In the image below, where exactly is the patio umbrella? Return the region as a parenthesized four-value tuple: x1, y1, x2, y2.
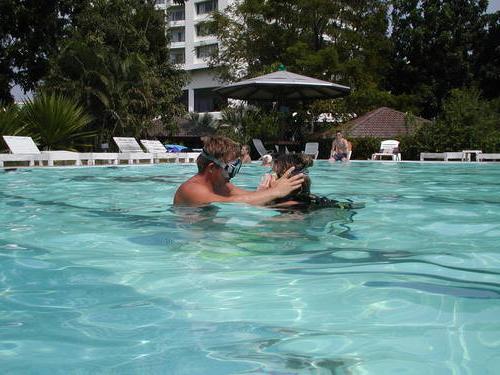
(214, 70, 350, 101)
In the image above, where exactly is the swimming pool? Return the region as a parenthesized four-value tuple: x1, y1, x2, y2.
(1, 162, 499, 374)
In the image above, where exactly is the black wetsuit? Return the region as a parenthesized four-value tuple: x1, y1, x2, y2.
(274, 194, 364, 211)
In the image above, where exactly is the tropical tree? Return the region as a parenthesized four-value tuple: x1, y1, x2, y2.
(210, 0, 391, 89)
(0, 0, 85, 102)
(218, 105, 281, 144)
(414, 88, 500, 152)
(22, 93, 94, 150)
(388, 0, 490, 118)
(0, 103, 25, 136)
(207, 0, 413, 122)
(44, 0, 186, 145)
(473, 11, 500, 100)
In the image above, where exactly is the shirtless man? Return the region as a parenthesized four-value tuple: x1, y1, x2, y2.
(174, 136, 304, 206)
(240, 144, 252, 164)
(330, 131, 350, 162)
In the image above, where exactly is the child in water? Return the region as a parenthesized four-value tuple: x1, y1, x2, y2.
(258, 153, 362, 210)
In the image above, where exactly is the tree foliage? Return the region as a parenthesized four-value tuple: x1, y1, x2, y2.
(210, 0, 391, 89)
(22, 93, 94, 150)
(389, 0, 490, 118)
(208, 0, 415, 119)
(0, 103, 25, 136)
(413, 88, 500, 152)
(0, 0, 85, 102)
(44, 0, 186, 144)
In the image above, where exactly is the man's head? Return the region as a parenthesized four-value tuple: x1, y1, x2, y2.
(272, 153, 313, 195)
(197, 136, 242, 181)
(241, 145, 250, 155)
(336, 131, 343, 139)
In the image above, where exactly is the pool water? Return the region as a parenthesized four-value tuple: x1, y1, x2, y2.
(1, 162, 499, 374)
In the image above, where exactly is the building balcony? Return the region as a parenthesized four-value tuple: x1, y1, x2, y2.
(169, 41, 186, 49)
(169, 20, 186, 28)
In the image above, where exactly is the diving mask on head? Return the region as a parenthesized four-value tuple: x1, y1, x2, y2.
(201, 150, 242, 180)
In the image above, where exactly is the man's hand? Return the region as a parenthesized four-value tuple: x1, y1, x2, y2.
(272, 167, 304, 197)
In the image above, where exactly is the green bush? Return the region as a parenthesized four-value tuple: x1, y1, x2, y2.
(22, 93, 94, 150)
(413, 88, 500, 153)
(0, 103, 26, 137)
(350, 137, 382, 160)
(217, 105, 281, 145)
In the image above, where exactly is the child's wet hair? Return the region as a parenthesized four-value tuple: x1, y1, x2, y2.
(272, 153, 313, 195)
(272, 153, 313, 177)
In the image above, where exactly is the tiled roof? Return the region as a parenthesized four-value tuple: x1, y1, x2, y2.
(344, 107, 430, 138)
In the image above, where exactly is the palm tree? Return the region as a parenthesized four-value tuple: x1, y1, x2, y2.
(22, 93, 94, 150)
(0, 103, 26, 137)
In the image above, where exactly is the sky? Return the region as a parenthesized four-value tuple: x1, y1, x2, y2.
(11, 0, 500, 102)
(489, 0, 500, 12)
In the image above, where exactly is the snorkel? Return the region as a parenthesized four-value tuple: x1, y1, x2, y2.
(201, 149, 242, 180)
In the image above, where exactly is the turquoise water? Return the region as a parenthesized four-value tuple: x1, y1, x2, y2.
(1, 161, 500, 375)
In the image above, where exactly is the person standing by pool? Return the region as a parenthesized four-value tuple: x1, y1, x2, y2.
(174, 136, 304, 206)
(240, 144, 252, 164)
(330, 131, 350, 162)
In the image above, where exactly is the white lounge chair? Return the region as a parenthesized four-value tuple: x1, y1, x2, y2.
(113, 137, 154, 164)
(371, 140, 401, 161)
(252, 139, 274, 157)
(444, 152, 464, 161)
(78, 152, 118, 166)
(477, 153, 500, 162)
(2, 136, 81, 167)
(140, 140, 178, 163)
(420, 152, 446, 161)
(303, 142, 319, 159)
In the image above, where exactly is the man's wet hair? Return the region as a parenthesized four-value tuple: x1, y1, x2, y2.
(196, 136, 241, 173)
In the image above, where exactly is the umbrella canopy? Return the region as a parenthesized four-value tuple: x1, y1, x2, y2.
(214, 70, 350, 101)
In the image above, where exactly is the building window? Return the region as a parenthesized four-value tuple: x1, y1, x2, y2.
(195, 22, 214, 37)
(169, 49, 185, 64)
(195, 0, 218, 15)
(170, 27, 185, 42)
(168, 6, 185, 21)
(194, 88, 226, 112)
(196, 44, 218, 59)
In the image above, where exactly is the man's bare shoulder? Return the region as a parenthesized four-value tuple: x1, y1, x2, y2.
(174, 177, 213, 205)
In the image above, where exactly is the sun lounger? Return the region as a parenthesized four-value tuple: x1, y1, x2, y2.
(477, 153, 500, 162)
(253, 139, 274, 157)
(113, 137, 154, 164)
(444, 152, 464, 161)
(78, 153, 119, 166)
(420, 152, 445, 161)
(176, 152, 201, 163)
(2, 136, 81, 166)
(0, 153, 39, 167)
(140, 140, 178, 163)
(303, 142, 319, 159)
(372, 140, 401, 161)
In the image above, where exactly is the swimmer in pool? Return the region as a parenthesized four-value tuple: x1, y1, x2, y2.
(261, 153, 363, 210)
(173, 136, 304, 206)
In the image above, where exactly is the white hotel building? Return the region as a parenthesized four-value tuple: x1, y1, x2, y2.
(155, 0, 232, 115)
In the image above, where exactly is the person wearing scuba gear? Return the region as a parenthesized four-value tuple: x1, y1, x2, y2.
(266, 153, 362, 210)
(173, 136, 305, 206)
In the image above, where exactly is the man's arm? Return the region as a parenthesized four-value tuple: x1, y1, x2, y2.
(227, 183, 250, 196)
(175, 170, 304, 206)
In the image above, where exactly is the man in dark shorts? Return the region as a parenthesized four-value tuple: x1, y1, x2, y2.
(330, 131, 350, 162)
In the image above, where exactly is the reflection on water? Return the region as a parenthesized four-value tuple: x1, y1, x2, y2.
(1, 162, 500, 374)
